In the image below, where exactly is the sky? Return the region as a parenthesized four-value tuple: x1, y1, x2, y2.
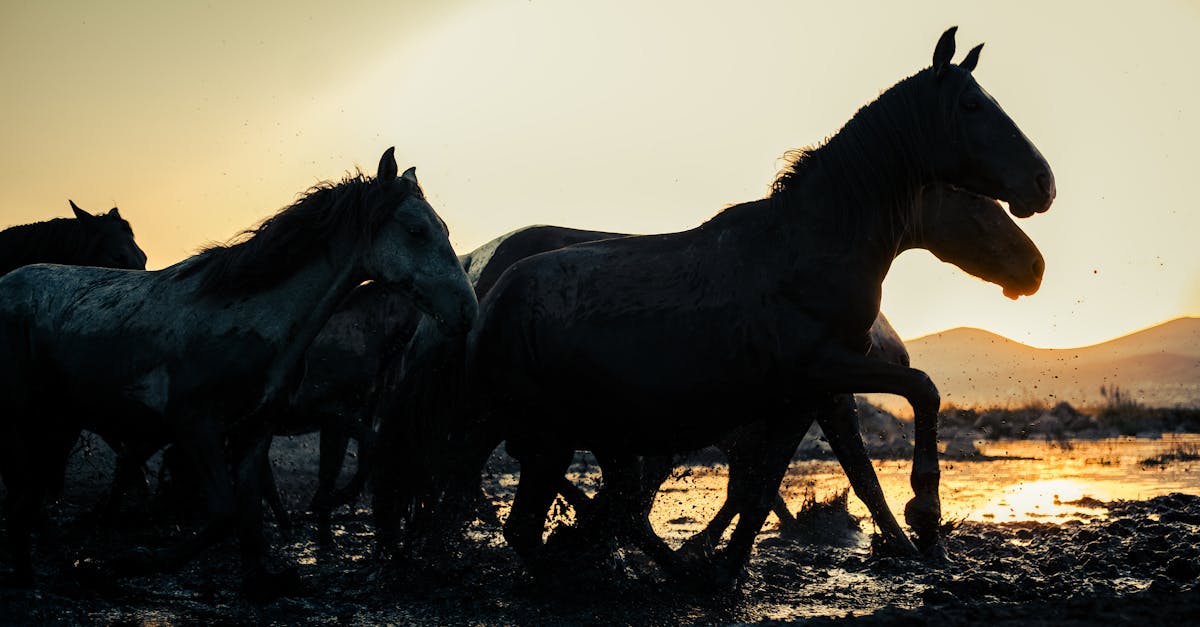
(1, 1, 1198, 349)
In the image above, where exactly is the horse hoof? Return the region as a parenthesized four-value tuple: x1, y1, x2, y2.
(659, 550, 738, 592)
(869, 533, 921, 559)
(679, 565, 739, 593)
(677, 535, 717, 562)
(903, 495, 942, 546)
(922, 541, 952, 566)
(242, 566, 302, 601)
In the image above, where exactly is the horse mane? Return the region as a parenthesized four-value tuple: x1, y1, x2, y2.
(0, 217, 116, 274)
(749, 69, 960, 239)
(179, 171, 417, 297)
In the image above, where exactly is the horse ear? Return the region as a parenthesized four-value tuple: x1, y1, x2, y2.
(401, 167, 418, 185)
(932, 26, 957, 78)
(107, 207, 122, 218)
(377, 147, 398, 182)
(960, 43, 983, 73)
(69, 199, 94, 221)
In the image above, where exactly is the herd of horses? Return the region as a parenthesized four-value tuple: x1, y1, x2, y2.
(0, 28, 1054, 598)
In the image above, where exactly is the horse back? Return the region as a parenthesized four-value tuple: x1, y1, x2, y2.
(469, 232, 819, 428)
(468, 225, 628, 297)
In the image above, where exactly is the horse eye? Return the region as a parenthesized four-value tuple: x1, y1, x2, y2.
(962, 98, 980, 112)
(407, 225, 427, 239)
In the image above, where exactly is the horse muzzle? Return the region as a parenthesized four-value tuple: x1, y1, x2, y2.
(422, 290, 478, 337)
(1006, 168, 1056, 218)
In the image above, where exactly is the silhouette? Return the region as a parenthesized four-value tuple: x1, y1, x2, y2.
(446, 181, 1043, 562)
(561, 192, 1044, 564)
(375, 27, 1055, 585)
(108, 228, 627, 545)
(0, 200, 147, 274)
(108, 280, 421, 544)
(0, 148, 476, 597)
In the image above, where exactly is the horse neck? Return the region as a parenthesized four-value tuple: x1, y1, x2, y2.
(767, 163, 926, 287)
(766, 79, 934, 282)
(0, 219, 86, 273)
(350, 283, 414, 344)
(244, 238, 369, 407)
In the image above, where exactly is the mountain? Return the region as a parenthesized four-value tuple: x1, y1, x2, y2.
(866, 317, 1200, 415)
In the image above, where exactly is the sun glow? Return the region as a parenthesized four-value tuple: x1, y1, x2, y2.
(2, 2, 1199, 349)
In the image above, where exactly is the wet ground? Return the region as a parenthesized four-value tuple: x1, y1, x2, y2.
(2, 434, 1200, 625)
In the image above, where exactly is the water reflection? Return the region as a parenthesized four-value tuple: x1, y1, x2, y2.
(640, 435, 1200, 541)
(975, 478, 1107, 522)
(487, 436, 1200, 543)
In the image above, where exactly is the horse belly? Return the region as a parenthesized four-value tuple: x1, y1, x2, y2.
(511, 321, 787, 455)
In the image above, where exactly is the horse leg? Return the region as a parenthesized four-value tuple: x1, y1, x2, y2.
(587, 453, 670, 556)
(629, 454, 678, 561)
(682, 495, 738, 557)
(2, 484, 37, 586)
(807, 351, 943, 557)
(309, 424, 347, 545)
(231, 428, 300, 600)
(688, 413, 814, 554)
(906, 399, 944, 558)
(108, 423, 236, 575)
(6, 420, 79, 585)
(335, 415, 376, 506)
(772, 493, 798, 528)
(102, 438, 162, 521)
(680, 434, 773, 559)
(715, 416, 810, 585)
(259, 449, 291, 532)
(1, 429, 39, 586)
(817, 394, 919, 556)
(502, 443, 573, 575)
(556, 475, 593, 514)
(312, 415, 377, 544)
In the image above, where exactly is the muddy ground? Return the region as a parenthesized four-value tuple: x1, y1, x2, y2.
(2, 434, 1200, 625)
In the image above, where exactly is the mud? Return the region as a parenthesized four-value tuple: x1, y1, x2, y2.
(2, 434, 1199, 625)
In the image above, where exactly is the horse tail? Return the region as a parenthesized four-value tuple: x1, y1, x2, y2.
(372, 317, 490, 556)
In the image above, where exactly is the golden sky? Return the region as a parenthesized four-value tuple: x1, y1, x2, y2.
(2, 1, 1198, 348)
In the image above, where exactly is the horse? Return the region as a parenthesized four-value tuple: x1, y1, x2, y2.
(0, 200, 147, 274)
(386, 181, 1043, 569)
(0, 201, 148, 505)
(375, 26, 1054, 584)
(106, 226, 625, 545)
(548, 185, 1044, 567)
(108, 279, 422, 543)
(0, 148, 477, 597)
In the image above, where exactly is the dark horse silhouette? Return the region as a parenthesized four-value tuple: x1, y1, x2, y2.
(273, 281, 422, 538)
(106, 228, 626, 545)
(108, 279, 422, 544)
(0, 148, 477, 596)
(376, 27, 1054, 583)
(1, 201, 147, 504)
(522, 186, 1043, 565)
(382, 180, 1043, 571)
(0, 200, 147, 274)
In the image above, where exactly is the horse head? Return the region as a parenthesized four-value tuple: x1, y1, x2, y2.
(363, 148, 477, 336)
(915, 184, 1044, 300)
(925, 26, 1055, 219)
(69, 200, 148, 270)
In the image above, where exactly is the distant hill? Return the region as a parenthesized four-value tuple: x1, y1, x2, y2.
(866, 317, 1200, 415)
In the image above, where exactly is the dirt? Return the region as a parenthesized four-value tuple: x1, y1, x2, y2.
(2, 434, 1200, 626)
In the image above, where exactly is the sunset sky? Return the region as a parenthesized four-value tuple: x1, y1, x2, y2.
(2, 1, 1197, 349)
